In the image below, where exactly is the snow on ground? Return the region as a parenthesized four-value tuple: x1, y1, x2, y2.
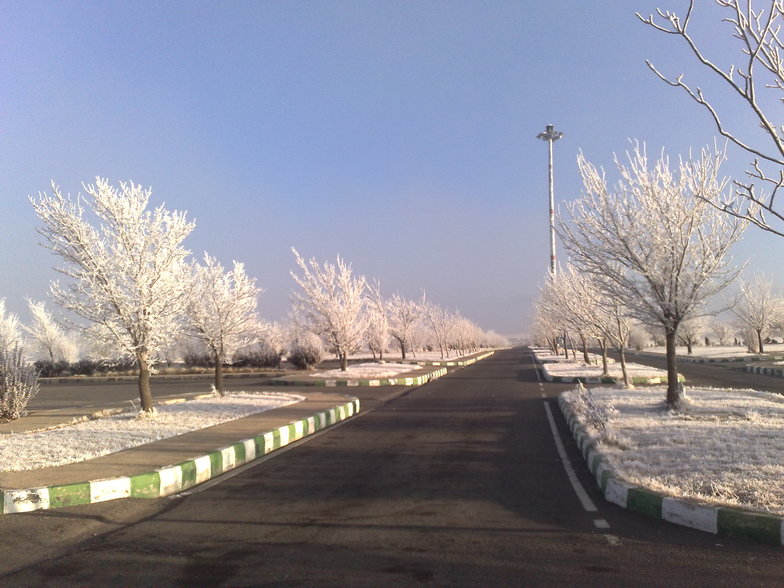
(0, 392, 303, 472)
(543, 360, 665, 379)
(562, 386, 784, 515)
(313, 362, 422, 379)
(640, 344, 784, 358)
(345, 350, 474, 362)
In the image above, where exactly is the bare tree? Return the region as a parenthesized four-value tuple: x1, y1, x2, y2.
(387, 293, 423, 360)
(290, 248, 366, 371)
(731, 274, 782, 353)
(0, 299, 23, 352)
(23, 299, 79, 363)
(678, 316, 707, 355)
(559, 144, 747, 407)
(30, 178, 195, 413)
(185, 253, 261, 395)
(639, 1, 784, 235)
(365, 280, 390, 360)
(711, 318, 734, 346)
(423, 300, 453, 359)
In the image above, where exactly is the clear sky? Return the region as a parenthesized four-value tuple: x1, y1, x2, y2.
(2, 0, 782, 337)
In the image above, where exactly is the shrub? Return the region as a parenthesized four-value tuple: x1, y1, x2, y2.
(70, 358, 98, 376)
(34, 359, 71, 378)
(287, 333, 324, 370)
(0, 346, 40, 422)
(182, 351, 215, 368)
(233, 345, 283, 369)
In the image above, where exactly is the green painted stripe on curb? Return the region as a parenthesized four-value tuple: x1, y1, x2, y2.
(718, 509, 782, 543)
(130, 471, 161, 498)
(627, 487, 663, 518)
(49, 481, 91, 508)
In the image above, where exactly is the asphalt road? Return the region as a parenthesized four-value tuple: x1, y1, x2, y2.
(2, 349, 783, 586)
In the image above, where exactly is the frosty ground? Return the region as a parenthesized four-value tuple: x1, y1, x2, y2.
(0, 392, 304, 472)
(549, 348, 784, 516)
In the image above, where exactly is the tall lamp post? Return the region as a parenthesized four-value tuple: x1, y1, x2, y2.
(536, 124, 563, 277)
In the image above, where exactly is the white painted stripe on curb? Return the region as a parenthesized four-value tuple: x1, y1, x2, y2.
(278, 425, 290, 447)
(662, 497, 718, 534)
(194, 454, 212, 484)
(4, 488, 50, 513)
(91, 478, 130, 503)
(263, 431, 274, 453)
(158, 465, 183, 495)
(243, 438, 256, 462)
(604, 478, 629, 508)
(220, 446, 236, 472)
(294, 420, 304, 440)
(306, 416, 315, 434)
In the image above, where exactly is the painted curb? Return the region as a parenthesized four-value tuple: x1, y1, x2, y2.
(269, 366, 449, 388)
(557, 394, 784, 546)
(1, 397, 360, 515)
(746, 364, 784, 378)
(410, 350, 496, 367)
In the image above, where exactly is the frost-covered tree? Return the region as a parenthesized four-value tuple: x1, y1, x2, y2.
(30, 178, 195, 413)
(423, 300, 453, 359)
(711, 319, 734, 346)
(23, 299, 79, 363)
(290, 248, 366, 371)
(560, 145, 747, 407)
(387, 293, 423, 360)
(365, 280, 390, 360)
(678, 316, 707, 355)
(0, 299, 23, 352)
(639, 1, 784, 236)
(185, 254, 261, 395)
(731, 274, 782, 354)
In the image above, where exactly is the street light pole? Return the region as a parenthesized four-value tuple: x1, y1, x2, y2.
(536, 124, 563, 277)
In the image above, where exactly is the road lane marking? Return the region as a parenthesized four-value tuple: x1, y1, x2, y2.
(593, 519, 610, 529)
(543, 401, 599, 513)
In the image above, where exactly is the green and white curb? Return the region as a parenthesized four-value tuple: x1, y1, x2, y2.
(1, 397, 360, 515)
(412, 350, 496, 367)
(557, 394, 784, 545)
(746, 364, 784, 378)
(270, 366, 448, 388)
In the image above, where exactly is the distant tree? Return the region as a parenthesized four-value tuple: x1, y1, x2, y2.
(678, 316, 707, 355)
(365, 280, 390, 360)
(731, 274, 782, 354)
(0, 299, 23, 352)
(290, 248, 366, 371)
(23, 299, 79, 363)
(423, 300, 454, 359)
(710, 319, 734, 346)
(387, 293, 423, 360)
(185, 254, 261, 395)
(639, 1, 784, 236)
(559, 144, 746, 407)
(30, 178, 195, 413)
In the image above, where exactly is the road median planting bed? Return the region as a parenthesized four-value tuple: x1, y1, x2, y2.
(557, 388, 784, 546)
(0, 395, 360, 515)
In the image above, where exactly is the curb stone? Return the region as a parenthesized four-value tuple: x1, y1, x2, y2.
(557, 394, 784, 546)
(270, 366, 448, 388)
(1, 397, 360, 515)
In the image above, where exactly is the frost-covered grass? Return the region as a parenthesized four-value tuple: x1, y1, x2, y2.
(562, 386, 784, 515)
(0, 392, 303, 472)
(543, 360, 666, 380)
(641, 344, 784, 358)
(313, 362, 422, 379)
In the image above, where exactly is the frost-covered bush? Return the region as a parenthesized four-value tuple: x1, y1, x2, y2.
(569, 382, 615, 437)
(0, 346, 39, 421)
(286, 332, 324, 370)
(34, 359, 71, 378)
(233, 343, 283, 369)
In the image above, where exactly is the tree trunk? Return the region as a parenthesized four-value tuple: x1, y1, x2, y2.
(686, 339, 693, 355)
(619, 345, 631, 389)
(137, 349, 154, 413)
(339, 352, 348, 371)
(599, 338, 609, 376)
(400, 340, 407, 360)
(757, 329, 765, 354)
(213, 350, 225, 396)
(665, 328, 681, 408)
(580, 334, 590, 364)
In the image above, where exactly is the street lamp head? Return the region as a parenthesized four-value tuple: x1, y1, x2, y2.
(536, 124, 563, 142)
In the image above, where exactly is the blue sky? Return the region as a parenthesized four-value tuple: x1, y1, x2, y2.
(2, 0, 782, 336)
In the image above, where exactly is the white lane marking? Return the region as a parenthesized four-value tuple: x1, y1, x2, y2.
(593, 519, 610, 529)
(543, 401, 598, 513)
